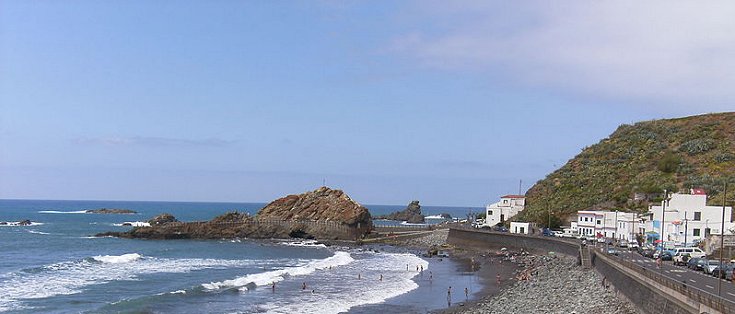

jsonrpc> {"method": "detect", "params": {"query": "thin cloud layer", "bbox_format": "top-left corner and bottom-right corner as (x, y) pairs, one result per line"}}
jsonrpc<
(73, 136), (235, 147)
(390, 1), (735, 107)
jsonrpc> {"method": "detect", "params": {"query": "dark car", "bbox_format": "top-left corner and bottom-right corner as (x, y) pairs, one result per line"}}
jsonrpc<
(641, 248), (655, 258)
(660, 251), (673, 261)
(493, 226), (508, 232)
(713, 263), (733, 279)
(687, 257), (702, 270)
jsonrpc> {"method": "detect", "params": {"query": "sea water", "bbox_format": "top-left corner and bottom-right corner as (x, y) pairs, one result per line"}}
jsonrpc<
(0, 199), (482, 313)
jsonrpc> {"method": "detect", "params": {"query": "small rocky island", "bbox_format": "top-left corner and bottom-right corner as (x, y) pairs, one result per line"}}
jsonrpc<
(376, 200), (425, 223)
(0, 219), (34, 226)
(86, 208), (138, 214)
(97, 187), (372, 241)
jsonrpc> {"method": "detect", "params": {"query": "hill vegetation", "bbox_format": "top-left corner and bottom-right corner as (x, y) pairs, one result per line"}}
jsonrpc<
(520, 112), (735, 227)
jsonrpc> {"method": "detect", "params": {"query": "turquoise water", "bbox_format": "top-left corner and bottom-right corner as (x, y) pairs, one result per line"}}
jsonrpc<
(0, 199), (482, 313)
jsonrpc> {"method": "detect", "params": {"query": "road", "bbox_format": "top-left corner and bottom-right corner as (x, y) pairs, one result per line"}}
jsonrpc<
(592, 244), (735, 301)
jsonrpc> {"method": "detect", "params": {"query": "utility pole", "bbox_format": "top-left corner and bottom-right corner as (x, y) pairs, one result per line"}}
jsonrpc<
(661, 189), (668, 249)
(615, 210), (619, 247)
(684, 211), (688, 247)
(718, 181), (727, 296)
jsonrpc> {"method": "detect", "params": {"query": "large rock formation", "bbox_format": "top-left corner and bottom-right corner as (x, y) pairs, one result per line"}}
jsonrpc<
(96, 187), (372, 241)
(377, 200), (425, 223)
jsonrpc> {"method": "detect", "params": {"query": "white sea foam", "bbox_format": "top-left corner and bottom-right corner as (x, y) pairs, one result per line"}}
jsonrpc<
(26, 230), (51, 235)
(92, 253), (142, 264)
(258, 251), (427, 314)
(202, 251), (353, 291)
(400, 221), (428, 226)
(38, 210), (88, 214)
(279, 240), (327, 248)
(112, 221), (151, 227)
(424, 215), (447, 219)
(0, 254), (263, 311)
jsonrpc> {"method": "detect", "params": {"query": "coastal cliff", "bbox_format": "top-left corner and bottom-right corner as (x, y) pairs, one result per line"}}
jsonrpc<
(97, 187), (372, 240)
(376, 201), (425, 223)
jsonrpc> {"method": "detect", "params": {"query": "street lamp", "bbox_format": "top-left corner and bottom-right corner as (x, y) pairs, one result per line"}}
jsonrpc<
(661, 189), (668, 249)
(718, 181), (728, 296)
(684, 211), (688, 247)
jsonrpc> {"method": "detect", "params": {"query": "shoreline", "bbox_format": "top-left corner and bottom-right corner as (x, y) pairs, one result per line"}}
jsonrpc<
(365, 228), (638, 314)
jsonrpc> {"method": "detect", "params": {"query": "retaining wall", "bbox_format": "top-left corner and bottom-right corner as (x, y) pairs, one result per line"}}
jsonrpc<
(447, 227), (734, 314)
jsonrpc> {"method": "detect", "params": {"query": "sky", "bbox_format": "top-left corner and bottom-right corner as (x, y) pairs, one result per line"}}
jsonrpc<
(1, 1), (734, 206)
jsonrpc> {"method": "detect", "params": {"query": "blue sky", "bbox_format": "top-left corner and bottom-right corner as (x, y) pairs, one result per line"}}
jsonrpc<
(1, 1), (733, 206)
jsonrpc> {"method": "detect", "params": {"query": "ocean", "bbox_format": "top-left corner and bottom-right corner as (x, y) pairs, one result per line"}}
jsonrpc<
(0, 199), (484, 313)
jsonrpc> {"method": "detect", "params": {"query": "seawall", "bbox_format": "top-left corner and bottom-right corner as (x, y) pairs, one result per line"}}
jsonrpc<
(447, 227), (735, 314)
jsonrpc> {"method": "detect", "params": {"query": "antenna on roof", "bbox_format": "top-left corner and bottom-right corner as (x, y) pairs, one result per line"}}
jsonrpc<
(519, 180), (522, 195)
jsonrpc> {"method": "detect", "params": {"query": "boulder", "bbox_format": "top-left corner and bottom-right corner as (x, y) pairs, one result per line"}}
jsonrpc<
(17, 219), (32, 226)
(148, 213), (178, 225)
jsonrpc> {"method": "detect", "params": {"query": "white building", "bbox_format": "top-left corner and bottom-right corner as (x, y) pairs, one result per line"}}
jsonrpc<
(510, 222), (535, 234)
(563, 222), (578, 236)
(576, 210), (642, 242)
(648, 189), (734, 247)
(485, 195), (525, 227)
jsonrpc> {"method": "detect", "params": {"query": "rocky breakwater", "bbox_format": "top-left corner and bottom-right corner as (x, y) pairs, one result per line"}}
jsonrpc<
(96, 187), (372, 241)
(376, 200), (425, 223)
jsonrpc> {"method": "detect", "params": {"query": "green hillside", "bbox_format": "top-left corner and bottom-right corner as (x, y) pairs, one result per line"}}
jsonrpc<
(521, 112), (735, 227)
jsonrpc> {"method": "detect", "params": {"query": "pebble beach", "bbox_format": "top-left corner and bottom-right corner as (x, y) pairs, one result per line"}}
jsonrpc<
(384, 228), (639, 314)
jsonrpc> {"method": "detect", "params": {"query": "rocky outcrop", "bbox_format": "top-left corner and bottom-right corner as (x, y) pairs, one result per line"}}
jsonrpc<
(96, 187), (373, 241)
(148, 213), (177, 225)
(86, 208), (137, 214)
(0, 220), (34, 226)
(377, 200), (425, 223)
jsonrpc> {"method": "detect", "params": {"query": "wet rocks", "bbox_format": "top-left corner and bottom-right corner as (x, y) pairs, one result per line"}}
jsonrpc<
(148, 213), (178, 225)
(86, 208), (137, 214)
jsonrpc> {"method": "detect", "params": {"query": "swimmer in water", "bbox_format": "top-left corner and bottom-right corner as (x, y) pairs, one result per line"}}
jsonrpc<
(302, 282), (307, 290)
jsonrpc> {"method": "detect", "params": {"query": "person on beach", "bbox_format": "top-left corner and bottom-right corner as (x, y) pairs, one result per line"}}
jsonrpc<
(358, 273), (361, 280)
(379, 274), (383, 281)
(429, 271), (433, 283)
(464, 287), (469, 301)
(271, 282), (275, 293)
(496, 274), (501, 284)
(407, 264), (409, 271)
(447, 286), (452, 307)
(302, 282), (307, 290)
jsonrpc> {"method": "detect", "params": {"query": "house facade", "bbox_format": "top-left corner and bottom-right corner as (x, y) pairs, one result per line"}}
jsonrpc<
(647, 189), (734, 247)
(510, 222), (535, 234)
(576, 210), (641, 241)
(485, 195), (526, 227)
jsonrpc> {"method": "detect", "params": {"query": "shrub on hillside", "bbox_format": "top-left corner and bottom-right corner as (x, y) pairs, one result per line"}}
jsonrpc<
(679, 138), (714, 155)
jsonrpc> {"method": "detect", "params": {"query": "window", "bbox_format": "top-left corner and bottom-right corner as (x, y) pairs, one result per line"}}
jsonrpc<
(503, 200), (508, 204)
(519, 227), (525, 233)
(693, 228), (700, 237)
(584, 217), (588, 222)
(580, 217), (583, 221)
(596, 220), (601, 225)
(488, 210), (493, 216)
(694, 212), (701, 221)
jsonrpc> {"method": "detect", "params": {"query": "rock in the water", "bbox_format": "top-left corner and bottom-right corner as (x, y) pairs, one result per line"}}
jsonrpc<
(148, 213), (178, 225)
(377, 200), (425, 223)
(86, 208), (137, 214)
(17, 219), (32, 226)
(97, 187), (372, 241)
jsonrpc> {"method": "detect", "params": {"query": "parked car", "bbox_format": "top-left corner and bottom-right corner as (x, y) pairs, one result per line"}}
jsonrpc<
(673, 253), (691, 266)
(542, 228), (554, 237)
(552, 231), (564, 237)
(712, 263), (733, 279)
(561, 233), (577, 238)
(693, 259), (708, 271)
(660, 251), (673, 261)
(704, 260), (721, 275)
(726, 265), (735, 281)
(641, 248), (655, 258)
(606, 248), (620, 256)
(670, 247), (706, 259)
(687, 257), (703, 270)
(618, 240), (629, 248)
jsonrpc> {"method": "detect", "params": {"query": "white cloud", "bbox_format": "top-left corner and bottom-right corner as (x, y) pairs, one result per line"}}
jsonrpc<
(390, 1), (735, 108)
